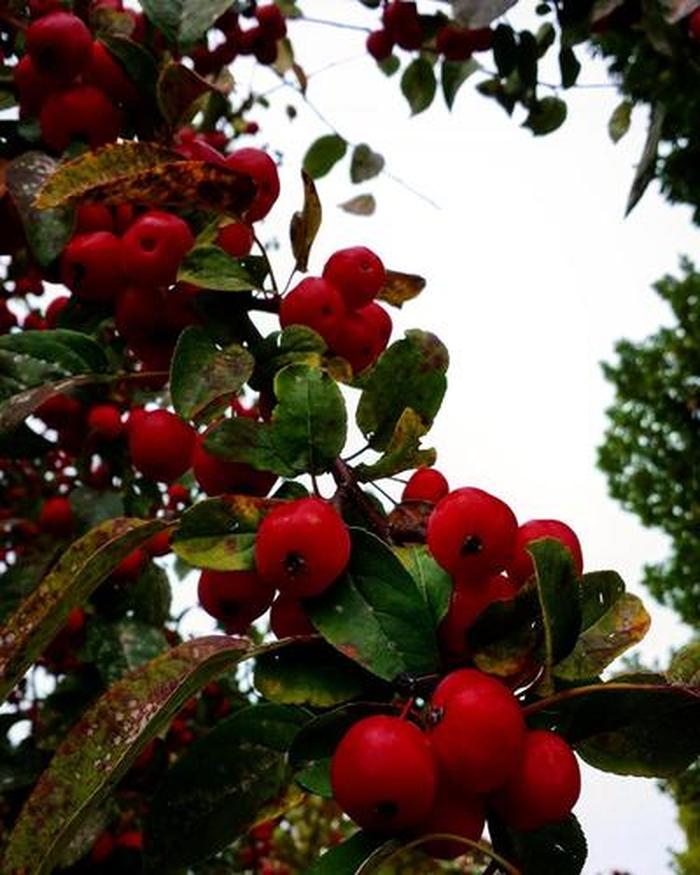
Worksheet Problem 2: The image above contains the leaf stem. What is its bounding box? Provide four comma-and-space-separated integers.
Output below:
254, 232, 279, 296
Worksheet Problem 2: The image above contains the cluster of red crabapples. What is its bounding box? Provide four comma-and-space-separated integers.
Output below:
366, 1, 493, 63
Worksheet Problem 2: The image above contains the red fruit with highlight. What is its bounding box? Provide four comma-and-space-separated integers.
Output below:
145, 529, 172, 557
225, 148, 280, 222
280, 277, 346, 348
403, 468, 449, 504
323, 246, 386, 310
38, 496, 74, 537
26, 12, 92, 82
507, 519, 583, 587
88, 404, 124, 440
60, 231, 124, 301
366, 29, 394, 61
128, 409, 195, 482
216, 222, 254, 257
13, 55, 56, 115
121, 211, 194, 287
197, 569, 275, 633
333, 303, 392, 374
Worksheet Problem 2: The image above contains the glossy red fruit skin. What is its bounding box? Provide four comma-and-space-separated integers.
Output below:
38, 496, 74, 537
216, 221, 254, 257
439, 573, 516, 661
490, 730, 581, 831
255, 497, 351, 597
87, 404, 124, 440
427, 487, 518, 578
332, 302, 392, 374
112, 547, 147, 581
280, 277, 346, 348
415, 780, 485, 860
128, 409, 195, 482
403, 468, 449, 504
26, 12, 92, 82
427, 669, 525, 793
84, 40, 138, 105
145, 528, 172, 557
331, 715, 437, 833
40, 85, 122, 152
270, 592, 315, 638
121, 211, 194, 287
323, 246, 386, 310
506, 519, 583, 588
225, 148, 280, 222
366, 29, 394, 61
192, 435, 276, 497
60, 231, 124, 301
76, 201, 114, 233
197, 569, 275, 633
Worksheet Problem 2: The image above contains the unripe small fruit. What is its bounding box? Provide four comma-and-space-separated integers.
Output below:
60, 231, 124, 301
280, 277, 346, 348
270, 592, 315, 638
331, 715, 437, 832
121, 210, 194, 287
414, 781, 485, 860
128, 409, 195, 482
225, 148, 280, 222
323, 246, 386, 310
216, 221, 254, 258
403, 467, 449, 504
506, 519, 583, 587
427, 668, 525, 793
197, 569, 274, 633
427, 487, 518, 578
255, 496, 351, 597
38, 496, 74, 537
491, 730, 581, 830
26, 12, 92, 82
87, 404, 124, 440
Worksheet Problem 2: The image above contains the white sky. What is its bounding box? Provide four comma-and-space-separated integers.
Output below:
225, 2, 697, 871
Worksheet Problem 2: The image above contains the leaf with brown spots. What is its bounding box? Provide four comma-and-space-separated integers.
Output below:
290, 170, 322, 272
377, 270, 426, 309
2, 636, 291, 875
0, 517, 165, 705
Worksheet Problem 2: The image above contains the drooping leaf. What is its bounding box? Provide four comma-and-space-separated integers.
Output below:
377, 270, 426, 308
290, 170, 322, 272
303, 135, 348, 180
84, 618, 168, 685
394, 543, 452, 627
608, 99, 633, 143
307, 529, 440, 682
626, 103, 665, 216
489, 814, 587, 875
356, 330, 448, 451
177, 246, 268, 290
339, 193, 376, 215
170, 326, 254, 423
559, 46, 581, 89
401, 58, 437, 115
144, 703, 308, 872
171, 495, 279, 571
523, 96, 568, 135
441, 58, 479, 110
350, 144, 385, 183
6, 151, 73, 265
157, 61, 222, 127
0, 517, 164, 706
355, 407, 436, 481
254, 639, 376, 707
140, 0, 236, 46
2, 636, 267, 875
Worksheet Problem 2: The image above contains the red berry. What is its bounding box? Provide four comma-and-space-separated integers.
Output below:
323, 246, 386, 310
427, 487, 518, 578
40, 85, 122, 152
270, 592, 315, 638
145, 529, 172, 557
331, 715, 437, 833
403, 468, 449, 504
128, 409, 195, 482
26, 12, 92, 82
84, 40, 138, 106
37, 394, 83, 429
427, 669, 525, 793
115, 830, 143, 852
121, 210, 194, 287
38, 496, 74, 537
690, 8, 700, 39
60, 231, 124, 301
192, 434, 276, 497
382, 1, 423, 50
366, 29, 394, 62
256, 4, 287, 39
225, 148, 280, 222
76, 201, 114, 233
112, 547, 147, 581
414, 780, 485, 860
216, 222, 254, 258
167, 483, 190, 505
280, 277, 346, 348
64, 606, 85, 635
491, 730, 581, 830
439, 573, 516, 662
45, 296, 70, 328
115, 285, 163, 340
197, 569, 275, 633
435, 25, 473, 61
87, 404, 124, 440
13, 55, 56, 115
333, 302, 392, 374
506, 519, 583, 587
255, 497, 351, 597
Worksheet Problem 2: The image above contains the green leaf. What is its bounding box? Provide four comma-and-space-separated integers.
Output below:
144, 703, 307, 871
1, 635, 267, 875
667, 639, 700, 686
101, 36, 158, 97
356, 407, 436, 481
5, 151, 74, 265
157, 61, 219, 127
177, 246, 268, 291
84, 618, 168, 685
0, 329, 108, 376
523, 96, 568, 135
170, 326, 254, 423
140, 0, 234, 46
254, 640, 375, 707
394, 543, 452, 627
608, 99, 633, 143
356, 330, 448, 451
303, 135, 348, 180
558, 46, 581, 89
252, 325, 327, 389
350, 144, 385, 183
441, 58, 479, 110
626, 103, 664, 216
206, 364, 347, 476
306, 831, 390, 874
493, 24, 518, 76
130, 562, 173, 627
376, 270, 426, 309
307, 529, 440, 682
577, 570, 625, 628
171, 495, 277, 571
0, 518, 165, 706
378, 55, 400, 76
400, 58, 437, 115
489, 814, 587, 875
290, 170, 323, 272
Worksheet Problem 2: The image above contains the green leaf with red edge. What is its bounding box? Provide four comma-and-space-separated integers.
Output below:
290, 170, 322, 272
177, 246, 268, 291
306, 529, 440, 682
170, 326, 254, 424
171, 495, 280, 570
2, 636, 293, 875
144, 703, 308, 872
157, 61, 222, 128
526, 674, 700, 777
0, 517, 165, 706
